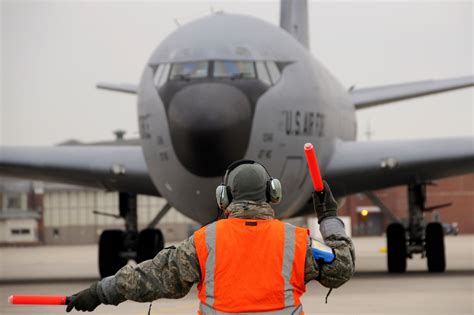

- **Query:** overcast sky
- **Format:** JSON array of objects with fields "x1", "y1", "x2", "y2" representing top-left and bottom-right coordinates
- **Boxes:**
[{"x1": 1, "y1": 0, "x2": 472, "y2": 145}]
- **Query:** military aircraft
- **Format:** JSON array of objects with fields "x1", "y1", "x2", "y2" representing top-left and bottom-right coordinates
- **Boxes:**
[{"x1": 1, "y1": 0, "x2": 473, "y2": 277}]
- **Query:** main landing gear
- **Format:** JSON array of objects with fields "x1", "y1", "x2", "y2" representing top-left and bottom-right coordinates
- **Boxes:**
[
  {"x1": 386, "y1": 183, "x2": 450, "y2": 273},
  {"x1": 97, "y1": 193, "x2": 166, "y2": 278}
]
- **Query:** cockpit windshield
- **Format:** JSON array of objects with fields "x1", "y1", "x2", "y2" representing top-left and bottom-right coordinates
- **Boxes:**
[
  {"x1": 169, "y1": 62, "x2": 208, "y2": 80},
  {"x1": 213, "y1": 61, "x2": 256, "y2": 79},
  {"x1": 154, "y1": 60, "x2": 281, "y2": 87}
]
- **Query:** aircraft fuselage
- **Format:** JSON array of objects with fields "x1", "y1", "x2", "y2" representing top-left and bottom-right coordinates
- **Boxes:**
[{"x1": 137, "y1": 13, "x2": 355, "y2": 224}]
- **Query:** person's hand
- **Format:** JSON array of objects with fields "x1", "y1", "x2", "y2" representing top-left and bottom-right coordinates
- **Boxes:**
[
  {"x1": 312, "y1": 181, "x2": 338, "y2": 223},
  {"x1": 66, "y1": 282, "x2": 101, "y2": 312}
]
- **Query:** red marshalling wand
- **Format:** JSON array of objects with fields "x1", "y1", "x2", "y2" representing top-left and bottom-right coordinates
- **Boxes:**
[
  {"x1": 304, "y1": 143, "x2": 324, "y2": 192},
  {"x1": 8, "y1": 295, "x2": 71, "y2": 305}
]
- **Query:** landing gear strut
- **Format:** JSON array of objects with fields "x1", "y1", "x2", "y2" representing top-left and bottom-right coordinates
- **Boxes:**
[
  {"x1": 386, "y1": 183, "x2": 447, "y2": 273},
  {"x1": 98, "y1": 192, "x2": 165, "y2": 278}
]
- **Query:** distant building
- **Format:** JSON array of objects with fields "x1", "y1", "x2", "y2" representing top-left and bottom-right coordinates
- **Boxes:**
[
  {"x1": 0, "y1": 178, "x2": 42, "y2": 244},
  {"x1": 41, "y1": 184, "x2": 197, "y2": 244},
  {"x1": 2, "y1": 173, "x2": 472, "y2": 245},
  {"x1": 0, "y1": 176, "x2": 197, "y2": 245}
]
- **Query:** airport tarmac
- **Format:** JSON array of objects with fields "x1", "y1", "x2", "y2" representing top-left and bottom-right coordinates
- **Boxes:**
[{"x1": 1, "y1": 235, "x2": 473, "y2": 314}]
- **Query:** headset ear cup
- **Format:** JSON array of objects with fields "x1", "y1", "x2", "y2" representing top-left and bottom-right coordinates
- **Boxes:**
[
  {"x1": 216, "y1": 185, "x2": 230, "y2": 210},
  {"x1": 226, "y1": 186, "x2": 233, "y2": 204},
  {"x1": 267, "y1": 178, "x2": 282, "y2": 204}
]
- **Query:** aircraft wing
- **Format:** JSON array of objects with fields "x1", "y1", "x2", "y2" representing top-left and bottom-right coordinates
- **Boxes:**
[
  {"x1": 0, "y1": 146, "x2": 159, "y2": 196},
  {"x1": 324, "y1": 137, "x2": 474, "y2": 197},
  {"x1": 351, "y1": 76, "x2": 473, "y2": 109}
]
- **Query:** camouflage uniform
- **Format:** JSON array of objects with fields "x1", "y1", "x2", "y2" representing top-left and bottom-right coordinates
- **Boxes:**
[{"x1": 96, "y1": 201, "x2": 355, "y2": 305}]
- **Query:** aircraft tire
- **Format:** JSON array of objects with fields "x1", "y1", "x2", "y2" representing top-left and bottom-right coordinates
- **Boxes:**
[
  {"x1": 99, "y1": 230, "x2": 127, "y2": 278},
  {"x1": 136, "y1": 229, "x2": 165, "y2": 263},
  {"x1": 387, "y1": 222, "x2": 407, "y2": 273},
  {"x1": 425, "y1": 222, "x2": 446, "y2": 272}
]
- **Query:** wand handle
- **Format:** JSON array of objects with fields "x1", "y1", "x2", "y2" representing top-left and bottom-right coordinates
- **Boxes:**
[
  {"x1": 8, "y1": 295, "x2": 70, "y2": 305},
  {"x1": 304, "y1": 143, "x2": 324, "y2": 192}
]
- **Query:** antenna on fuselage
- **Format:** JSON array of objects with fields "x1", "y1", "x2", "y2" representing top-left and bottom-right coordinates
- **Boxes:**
[{"x1": 173, "y1": 8, "x2": 222, "y2": 28}]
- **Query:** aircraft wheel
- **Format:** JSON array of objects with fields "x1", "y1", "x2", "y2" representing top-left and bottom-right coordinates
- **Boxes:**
[
  {"x1": 136, "y1": 229, "x2": 164, "y2": 263},
  {"x1": 425, "y1": 222, "x2": 446, "y2": 272},
  {"x1": 99, "y1": 230, "x2": 127, "y2": 278},
  {"x1": 387, "y1": 222, "x2": 407, "y2": 273}
]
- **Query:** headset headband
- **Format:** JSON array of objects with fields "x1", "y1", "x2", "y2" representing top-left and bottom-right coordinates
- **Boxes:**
[{"x1": 222, "y1": 159, "x2": 272, "y2": 185}]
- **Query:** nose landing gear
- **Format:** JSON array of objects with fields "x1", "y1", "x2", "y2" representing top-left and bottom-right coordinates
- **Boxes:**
[
  {"x1": 386, "y1": 183, "x2": 448, "y2": 273},
  {"x1": 97, "y1": 192, "x2": 165, "y2": 278}
]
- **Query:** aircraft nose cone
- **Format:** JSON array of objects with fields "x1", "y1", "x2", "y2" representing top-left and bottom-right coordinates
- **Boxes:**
[{"x1": 168, "y1": 82, "x2": 252, "y2": 177}]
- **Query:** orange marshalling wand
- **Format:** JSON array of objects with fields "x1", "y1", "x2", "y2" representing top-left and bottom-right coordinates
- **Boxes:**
[{"x1": 304, "y1": 143, "x2": 324, "y2": 192}]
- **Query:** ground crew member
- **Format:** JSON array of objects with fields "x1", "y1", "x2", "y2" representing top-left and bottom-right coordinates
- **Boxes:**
[{"x1": 66, "y1": 160, "x2": 355, "y2": 313}]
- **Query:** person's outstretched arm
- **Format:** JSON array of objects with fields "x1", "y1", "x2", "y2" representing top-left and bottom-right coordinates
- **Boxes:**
[{"x1": 66, "y1": 236, "x2": 201, "y2": 312}]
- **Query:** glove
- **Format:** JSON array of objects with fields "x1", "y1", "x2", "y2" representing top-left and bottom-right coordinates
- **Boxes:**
[
  {"x1": 66, "y1": 282, "x2": 101, "y2": 312},
  {"x1": 312, "y1": 181, "x2": 338, "y2": 223}
]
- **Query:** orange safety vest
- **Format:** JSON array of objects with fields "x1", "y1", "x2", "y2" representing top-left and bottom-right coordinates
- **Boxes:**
[{"x1": 194, "y1": 218, "x2": 308, "y2": 314}]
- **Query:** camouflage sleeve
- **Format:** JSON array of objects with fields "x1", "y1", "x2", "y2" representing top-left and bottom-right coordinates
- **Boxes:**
[
  {"x1": 304, "y1": 217, "x2": 355, "y2": 288},
  {"x1": 98, "y1": 235, "x2": 201, "y2": 304}
]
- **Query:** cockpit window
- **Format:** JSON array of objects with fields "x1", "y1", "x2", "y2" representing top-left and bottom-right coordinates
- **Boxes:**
[
  {"x1": 213, "y1": 61, "x2": 256, "y2": 79},
  {"x1": 154, "y1": 64, "x2": 171, "y2": 88},
  {"x1": 266, "y1": 61, "x2": 281, "y2": 84},
  {"x1": 170, "y1": 62, "x2": 209, "y2": 80},
  {"x1": 255, "y1": 61, "x2": 271, "y2": 86}
]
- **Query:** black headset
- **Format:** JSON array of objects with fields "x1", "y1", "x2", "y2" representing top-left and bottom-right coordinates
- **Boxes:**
[{"x1": 215, "y1": 159, "x2": 282, "y2": 210}]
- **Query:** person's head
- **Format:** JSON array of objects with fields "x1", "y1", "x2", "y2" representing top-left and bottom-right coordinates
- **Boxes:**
[{"x1": 215, "y1": 160, "x2": 282, "y2": 210}]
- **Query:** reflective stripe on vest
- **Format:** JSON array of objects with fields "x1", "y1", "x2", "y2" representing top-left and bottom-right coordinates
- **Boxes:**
[
  {"x1": 194, "y1": 219, "x2": 308, "y2": 314},
  {"x1": 282, "y1": 223, "x2": 296, "y2": 307}
]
